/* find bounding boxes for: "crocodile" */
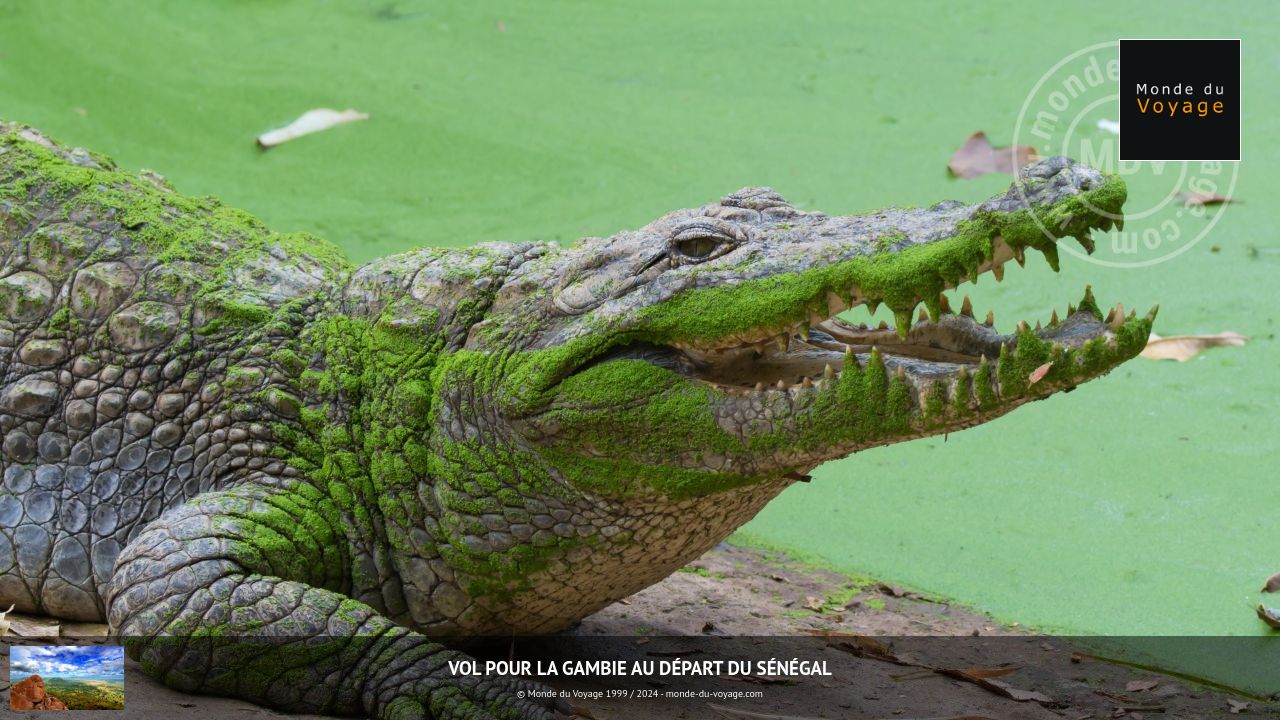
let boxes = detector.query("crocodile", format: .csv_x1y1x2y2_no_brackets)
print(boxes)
0,121,1153,719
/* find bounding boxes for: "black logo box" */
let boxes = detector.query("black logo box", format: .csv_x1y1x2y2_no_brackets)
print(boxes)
1119,39,1240,161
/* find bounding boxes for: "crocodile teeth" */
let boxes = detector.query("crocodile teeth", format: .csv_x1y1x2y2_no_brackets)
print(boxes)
1116,216,1125,231
1107,303,1126,329
1075,233,1096,254
825,291,846,315
1146,304,1159,321
801,376,813,389
1050,309,1060,325
938,293,952,315
960,295,974,318
984,310,995,327
1042,244,1060,272
917,306,929,323
1013,248,1026,267
894,308,914,338
992,264,1005,282
776,335,789,352
776,379,787,390
878,320,889,331
754,382,765,392
824,363,835,380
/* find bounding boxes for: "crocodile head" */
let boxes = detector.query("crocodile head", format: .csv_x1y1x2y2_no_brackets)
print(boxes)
471,157,1153,499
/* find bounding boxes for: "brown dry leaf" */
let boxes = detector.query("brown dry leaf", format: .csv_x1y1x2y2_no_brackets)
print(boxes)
1176,190,1236,206
1261,572,1280,593
1028,362,1053,385
814,631,900,662
950,665,1020,680
948,131,1039,179
877,582,908,597
1126,680,1159,692
256,108,370,148
1139,332,1248,362
982,679,1052,703
1256,604,1280,630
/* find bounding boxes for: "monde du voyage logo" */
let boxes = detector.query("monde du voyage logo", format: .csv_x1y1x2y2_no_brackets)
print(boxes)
1120,39,1240,162
1013,40,1239,268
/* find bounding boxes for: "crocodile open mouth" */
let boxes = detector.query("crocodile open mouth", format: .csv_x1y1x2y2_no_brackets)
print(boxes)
595,234,1153,403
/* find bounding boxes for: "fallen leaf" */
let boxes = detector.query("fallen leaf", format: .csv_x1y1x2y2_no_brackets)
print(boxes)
256,108,370,148
1176,190,1236,206
0,603,13,636
1228,698,1250,714
949,665,1020,680
1028,362,1054,385
1125,680,1159,692
948,131,1039,179
877,582,908,597
1139,332,1248,362
6,613,60,637
983,679,1052,703
1261,572,1280,593
814,631,899,661
1256,604,1280,630
804,595,825,612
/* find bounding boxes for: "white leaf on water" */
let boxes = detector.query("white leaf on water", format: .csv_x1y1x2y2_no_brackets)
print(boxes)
256,108,369,148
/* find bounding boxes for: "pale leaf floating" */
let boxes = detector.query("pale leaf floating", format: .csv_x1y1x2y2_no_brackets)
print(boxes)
1139,332,1248,362
256,108,370,149
947,131,1038,179
1257,604,1280,630
1175,190,1236,206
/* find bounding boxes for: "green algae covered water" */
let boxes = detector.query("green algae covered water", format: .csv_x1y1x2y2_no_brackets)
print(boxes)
2,0,1277,692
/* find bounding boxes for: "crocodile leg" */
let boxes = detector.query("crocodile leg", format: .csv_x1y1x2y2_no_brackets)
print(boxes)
104,481,563,720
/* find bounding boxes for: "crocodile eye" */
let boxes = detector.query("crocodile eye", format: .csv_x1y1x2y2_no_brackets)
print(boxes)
676,236,719,259
669,221,744,265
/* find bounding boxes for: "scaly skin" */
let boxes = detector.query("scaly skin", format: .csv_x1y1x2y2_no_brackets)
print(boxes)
0,122,1152,719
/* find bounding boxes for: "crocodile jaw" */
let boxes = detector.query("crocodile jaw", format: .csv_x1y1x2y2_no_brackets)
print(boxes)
505,157,1152,484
